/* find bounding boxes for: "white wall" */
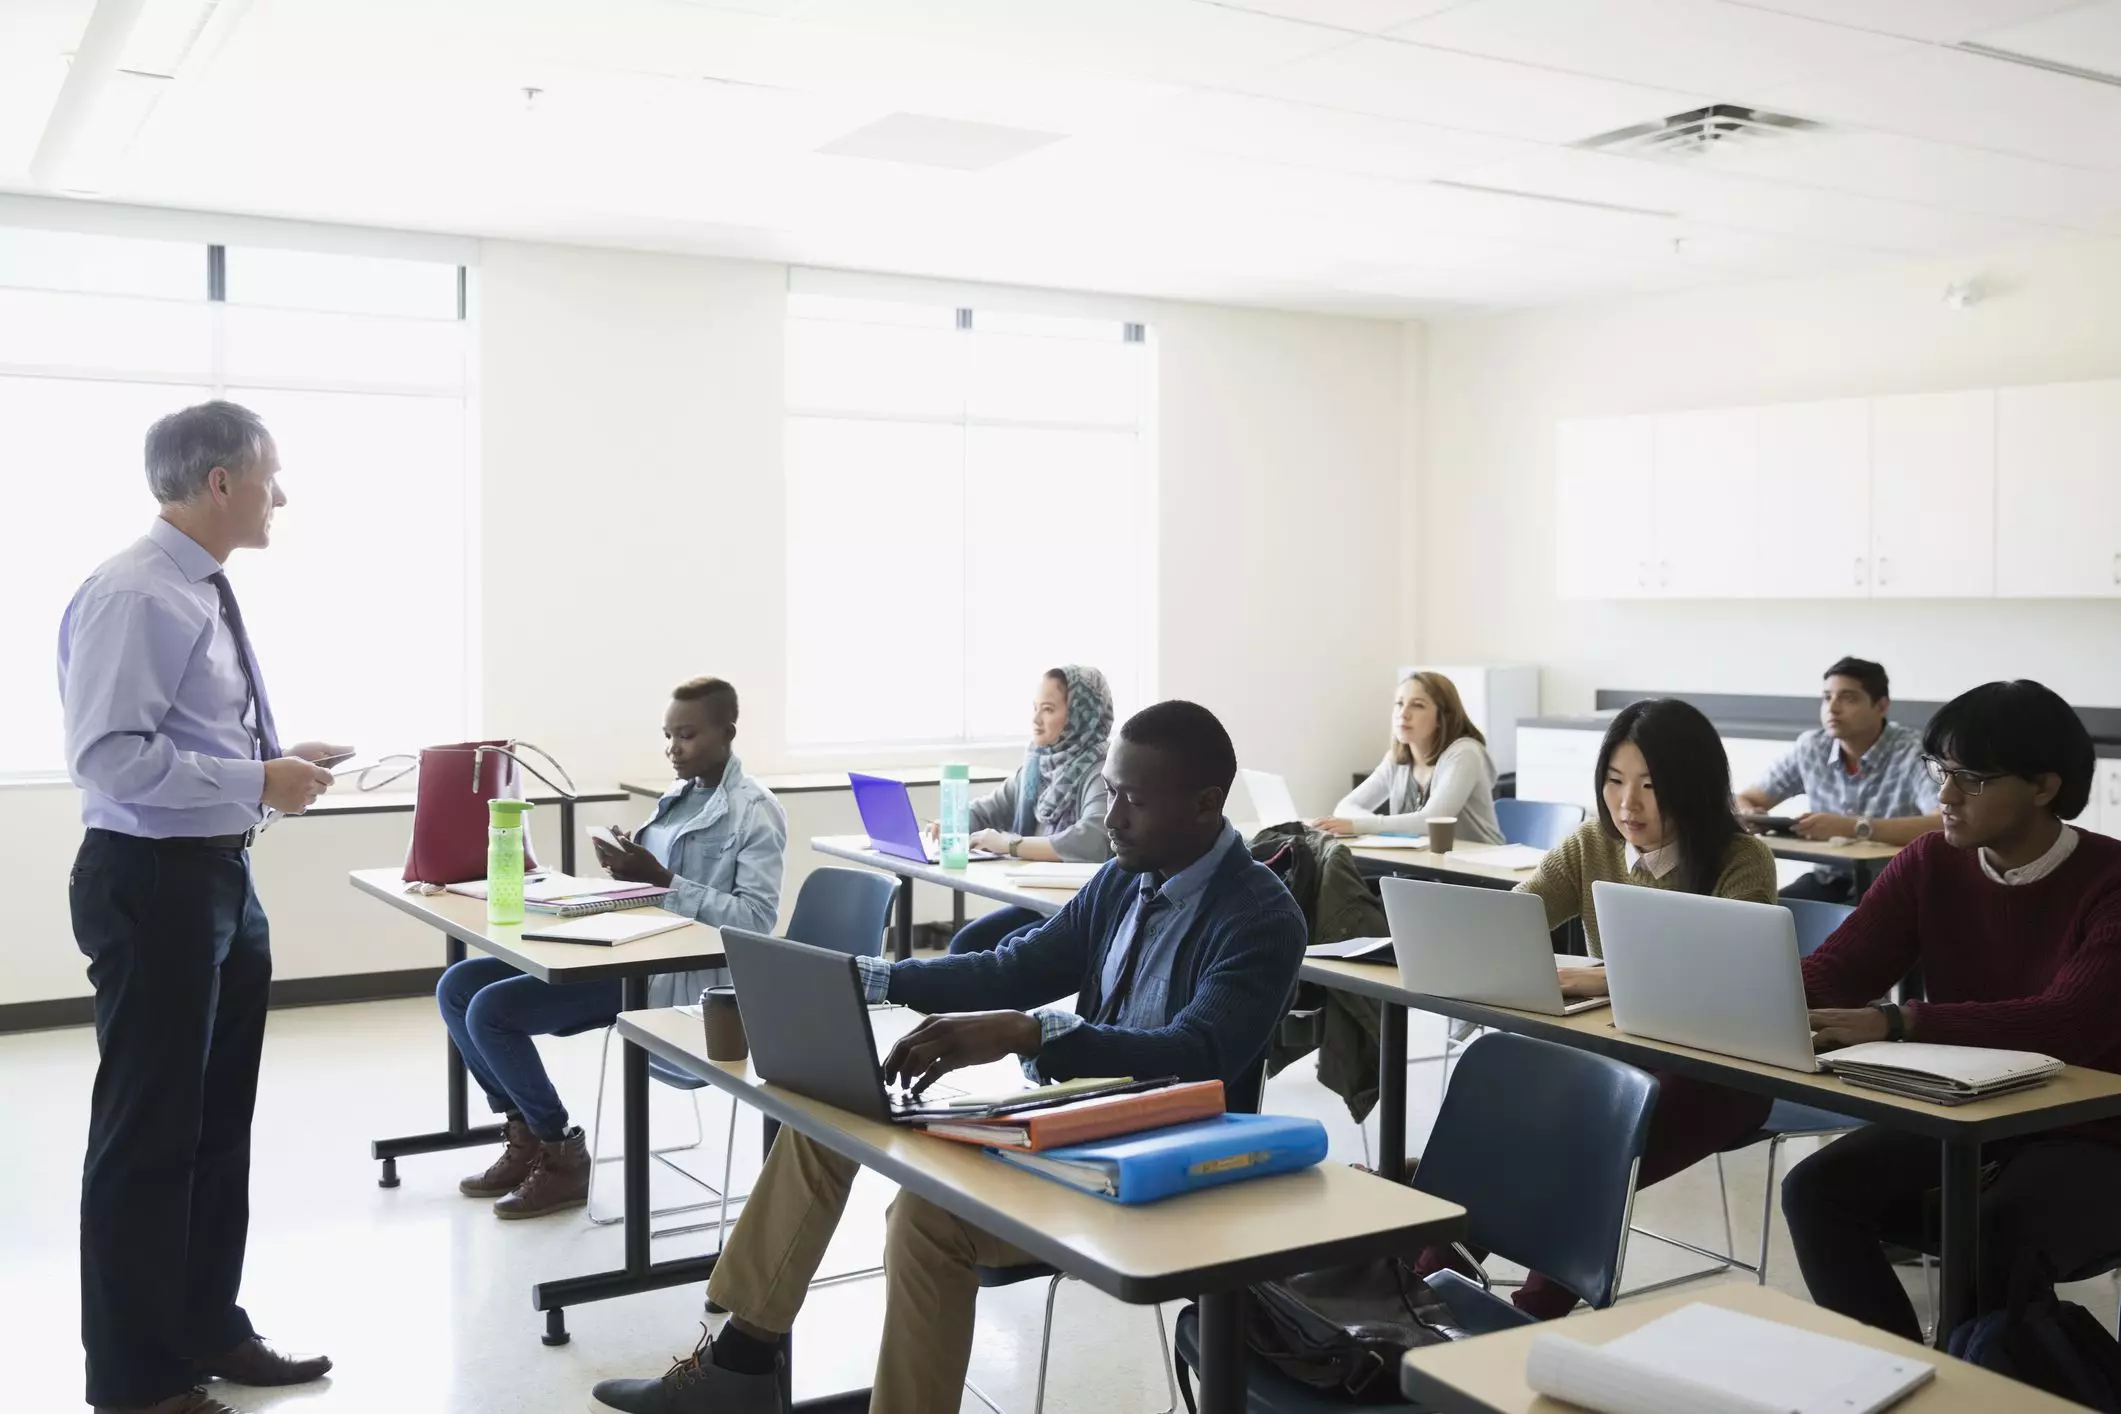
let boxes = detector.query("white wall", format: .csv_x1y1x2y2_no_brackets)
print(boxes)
4,235,1410,1009
1417,236,2121,713
1156,304,1411,811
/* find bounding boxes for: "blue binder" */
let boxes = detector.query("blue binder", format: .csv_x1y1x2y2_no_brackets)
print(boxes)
988,1113,1328,1205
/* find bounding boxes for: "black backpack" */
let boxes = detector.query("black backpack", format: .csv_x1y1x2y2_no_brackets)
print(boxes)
1178,1258,1468,1409
1947,1256,2121,1411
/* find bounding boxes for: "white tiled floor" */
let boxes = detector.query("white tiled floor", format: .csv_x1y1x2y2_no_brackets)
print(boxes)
7,1002,2111,1412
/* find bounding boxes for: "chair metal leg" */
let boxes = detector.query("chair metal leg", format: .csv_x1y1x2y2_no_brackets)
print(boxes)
1757,1136,1783,1285
1032,1273,1062,1414
1715,1152,1737,1268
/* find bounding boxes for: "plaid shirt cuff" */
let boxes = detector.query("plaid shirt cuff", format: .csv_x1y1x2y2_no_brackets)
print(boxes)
853,954,892,1003
1020,1007,1083,1081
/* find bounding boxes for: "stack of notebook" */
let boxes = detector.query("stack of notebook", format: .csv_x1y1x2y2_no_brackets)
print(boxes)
1822,1042,2064,1105
448,873,673,918
919,1079,1328,1204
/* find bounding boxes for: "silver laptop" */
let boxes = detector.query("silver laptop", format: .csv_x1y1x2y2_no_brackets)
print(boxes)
1593,881,1819,1073
1381,877,1609,1016
1239,769,1302,827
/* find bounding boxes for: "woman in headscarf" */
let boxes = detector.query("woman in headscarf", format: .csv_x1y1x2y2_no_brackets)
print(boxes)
945,664,1115,954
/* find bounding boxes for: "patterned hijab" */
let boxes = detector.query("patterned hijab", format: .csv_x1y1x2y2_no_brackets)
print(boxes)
1029,665,1115,832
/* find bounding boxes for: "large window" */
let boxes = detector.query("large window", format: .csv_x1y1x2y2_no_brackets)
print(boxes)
0,226,472,777
785,292,1154,749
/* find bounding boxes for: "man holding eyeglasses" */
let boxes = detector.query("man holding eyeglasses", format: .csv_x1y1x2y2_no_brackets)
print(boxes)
1781,679,2121,1341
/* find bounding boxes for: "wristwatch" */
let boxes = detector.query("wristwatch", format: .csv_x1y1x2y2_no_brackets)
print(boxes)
1007,837,1021,858
1854,817,1873,841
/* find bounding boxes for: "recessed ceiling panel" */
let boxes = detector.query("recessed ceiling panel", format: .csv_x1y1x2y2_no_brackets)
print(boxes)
1728,1,2085,45
1241,35,1708,141
1139,90,1538,182
1388,0,1914,97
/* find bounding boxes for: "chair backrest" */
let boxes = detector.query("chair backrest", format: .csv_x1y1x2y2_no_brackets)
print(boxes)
1493,798,1586,851
1412,1032,1657,1310
1783,897,1855,958
784,866,899,959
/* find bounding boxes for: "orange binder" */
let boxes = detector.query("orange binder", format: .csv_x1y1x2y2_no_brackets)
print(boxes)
917,1080,1226,1152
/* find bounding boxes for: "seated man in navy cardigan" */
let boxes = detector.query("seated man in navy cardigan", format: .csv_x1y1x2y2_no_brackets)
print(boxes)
592,699,1307,1414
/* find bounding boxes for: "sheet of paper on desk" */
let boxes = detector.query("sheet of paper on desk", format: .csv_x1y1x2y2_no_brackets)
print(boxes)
1004,862,1103,888
1450,843,1547,870
1525,1302,1932,1414
1306,936,1394,960
1343,834,1426,849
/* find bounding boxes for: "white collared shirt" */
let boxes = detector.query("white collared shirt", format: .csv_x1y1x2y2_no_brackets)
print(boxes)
1980,824,2079,886
1626,840,1682,879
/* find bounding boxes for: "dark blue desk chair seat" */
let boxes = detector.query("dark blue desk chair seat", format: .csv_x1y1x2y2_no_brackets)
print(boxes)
1172,1032,1659,1410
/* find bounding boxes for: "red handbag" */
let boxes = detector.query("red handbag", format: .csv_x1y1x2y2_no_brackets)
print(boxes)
398,740,577,885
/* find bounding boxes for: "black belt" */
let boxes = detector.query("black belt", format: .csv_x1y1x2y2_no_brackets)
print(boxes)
155,828,259,851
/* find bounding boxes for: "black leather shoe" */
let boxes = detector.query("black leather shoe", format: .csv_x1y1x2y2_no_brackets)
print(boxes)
94,1387,238,1414
196,1336,333,1386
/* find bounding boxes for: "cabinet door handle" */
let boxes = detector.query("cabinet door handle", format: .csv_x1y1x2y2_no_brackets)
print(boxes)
1878,557,1893,586
1853,557,1867,585
1637,561,1648,588
2112,551,2119,586
1659,560,1671,587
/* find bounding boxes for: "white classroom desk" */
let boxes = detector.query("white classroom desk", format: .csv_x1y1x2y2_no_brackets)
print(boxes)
620,1003,1466,1413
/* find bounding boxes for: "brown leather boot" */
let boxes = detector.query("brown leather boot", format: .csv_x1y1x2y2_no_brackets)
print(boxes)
459,1115,539,1198
493,1127,591,1219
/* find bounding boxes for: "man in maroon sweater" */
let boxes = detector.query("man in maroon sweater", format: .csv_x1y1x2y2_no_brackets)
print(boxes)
1785,679,2121,1340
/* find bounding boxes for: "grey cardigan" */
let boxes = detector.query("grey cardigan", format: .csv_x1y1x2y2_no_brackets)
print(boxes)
1333,736,1503,845
968,762,1113,862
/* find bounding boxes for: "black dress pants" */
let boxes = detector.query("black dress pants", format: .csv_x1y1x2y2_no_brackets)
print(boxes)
1783,1125,2121,1344
72,829,271,1408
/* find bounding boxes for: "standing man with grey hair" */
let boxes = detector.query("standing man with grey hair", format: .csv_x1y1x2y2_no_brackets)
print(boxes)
60,400,344,1414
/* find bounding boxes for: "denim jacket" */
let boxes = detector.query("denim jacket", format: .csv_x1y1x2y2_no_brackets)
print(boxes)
638,756,787,1009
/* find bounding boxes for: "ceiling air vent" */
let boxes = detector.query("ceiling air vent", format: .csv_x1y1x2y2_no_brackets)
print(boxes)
1575,103,1823,159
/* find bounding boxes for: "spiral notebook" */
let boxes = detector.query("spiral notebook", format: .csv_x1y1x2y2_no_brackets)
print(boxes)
521,911,688,946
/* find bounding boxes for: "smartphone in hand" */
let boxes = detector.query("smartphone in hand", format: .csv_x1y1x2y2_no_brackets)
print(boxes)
589,825,624,853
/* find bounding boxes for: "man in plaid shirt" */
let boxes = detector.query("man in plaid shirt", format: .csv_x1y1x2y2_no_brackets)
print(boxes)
1738,656,1941,900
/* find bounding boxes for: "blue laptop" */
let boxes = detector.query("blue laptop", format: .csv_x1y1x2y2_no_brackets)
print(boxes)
849,773,1003,865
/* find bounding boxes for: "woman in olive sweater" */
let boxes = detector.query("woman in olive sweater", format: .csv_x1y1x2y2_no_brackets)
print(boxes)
1421,698,1779,1318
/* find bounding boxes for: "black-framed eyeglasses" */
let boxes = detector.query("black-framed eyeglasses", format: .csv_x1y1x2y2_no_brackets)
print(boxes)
1921,757,2010,795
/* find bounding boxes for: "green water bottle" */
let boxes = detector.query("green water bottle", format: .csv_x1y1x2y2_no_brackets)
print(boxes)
939,763,971,870
487,799,535,925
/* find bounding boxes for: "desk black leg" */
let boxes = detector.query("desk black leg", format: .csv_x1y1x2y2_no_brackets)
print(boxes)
1377,1004,1408,1180
560,797,577,875
531,981,721,1343
893,879,915,962
1196,1289,1249,1413
1937,1139,1981,1347
371,930,506,1188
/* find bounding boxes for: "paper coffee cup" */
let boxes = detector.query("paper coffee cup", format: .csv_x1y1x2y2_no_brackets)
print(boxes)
1428,817,1457,853
702,985,747,1062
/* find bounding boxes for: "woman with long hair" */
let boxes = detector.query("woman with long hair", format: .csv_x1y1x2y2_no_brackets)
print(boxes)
1420,698,1779,1318
1314,671,1502,844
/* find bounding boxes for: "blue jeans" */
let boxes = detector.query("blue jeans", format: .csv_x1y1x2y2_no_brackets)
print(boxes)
436,956,619,1140
947,905,1043,955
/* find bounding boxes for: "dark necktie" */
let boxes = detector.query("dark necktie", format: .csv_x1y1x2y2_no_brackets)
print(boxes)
207,571,274,761
1097,886,1172,1025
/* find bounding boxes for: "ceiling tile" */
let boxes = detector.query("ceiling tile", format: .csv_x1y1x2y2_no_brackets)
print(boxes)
791,0,1350,88
1970,0,2121,73
1764,43,2121,170
1705,127,2121,234
1138,90,1538,182
1202,0,1471,33
1459,145,2067,255
1240,35,1708,142
1388,0,1915,98
1724,1,2085,44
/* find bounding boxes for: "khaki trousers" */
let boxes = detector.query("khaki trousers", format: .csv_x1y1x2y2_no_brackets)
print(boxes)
706,1128,1038,1413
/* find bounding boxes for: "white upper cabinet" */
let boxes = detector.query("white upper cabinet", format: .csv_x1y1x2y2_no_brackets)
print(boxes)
1868,390,1996,599
1555,415,1654,600
1996,380,2121,599
1652,408,1757,598
1756,399,1872,598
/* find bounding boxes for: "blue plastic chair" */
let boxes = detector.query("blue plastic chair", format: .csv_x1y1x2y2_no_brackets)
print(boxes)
587,867,900,1238
1171,1033,1659,1410
1493,798,1585,851
1629,897,1860,1293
